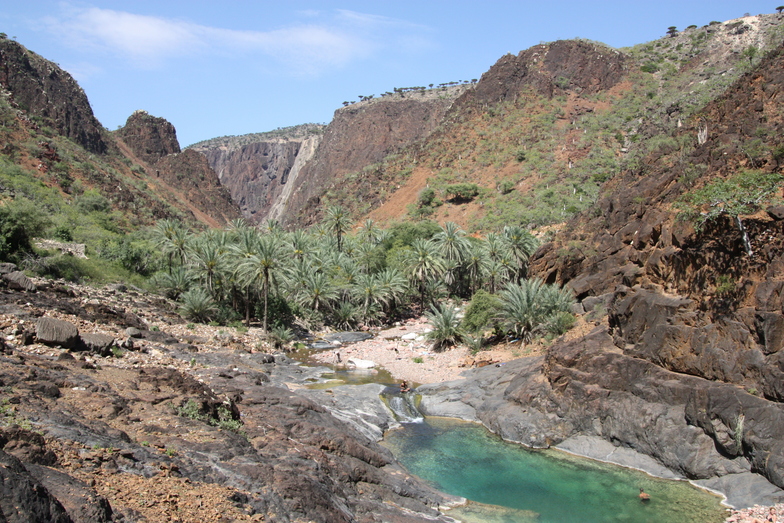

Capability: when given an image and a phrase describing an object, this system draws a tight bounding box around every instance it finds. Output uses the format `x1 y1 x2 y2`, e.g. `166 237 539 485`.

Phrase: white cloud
41 5 433 76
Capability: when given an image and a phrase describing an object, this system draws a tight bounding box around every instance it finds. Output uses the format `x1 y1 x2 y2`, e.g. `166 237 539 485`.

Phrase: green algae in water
382 417 727 523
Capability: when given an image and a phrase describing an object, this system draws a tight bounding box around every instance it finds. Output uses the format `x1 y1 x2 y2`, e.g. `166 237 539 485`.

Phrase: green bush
677 170 784 231
0 198 50 261
76 189 111 214
461 290 502 333
444 183 479 202
24 254 144 286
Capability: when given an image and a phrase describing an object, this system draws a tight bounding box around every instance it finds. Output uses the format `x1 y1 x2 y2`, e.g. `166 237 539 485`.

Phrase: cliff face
0 37 107 154
499 41 784 493
194 134 321 222
284 92 464 226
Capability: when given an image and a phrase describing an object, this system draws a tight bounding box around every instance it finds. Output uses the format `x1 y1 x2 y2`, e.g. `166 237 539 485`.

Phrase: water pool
382 417 727 523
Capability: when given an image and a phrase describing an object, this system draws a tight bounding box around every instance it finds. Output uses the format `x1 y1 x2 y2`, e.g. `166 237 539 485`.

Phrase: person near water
400 380 411 393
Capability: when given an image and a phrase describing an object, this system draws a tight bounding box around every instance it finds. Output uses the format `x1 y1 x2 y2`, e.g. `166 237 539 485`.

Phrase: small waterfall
384 393 424 423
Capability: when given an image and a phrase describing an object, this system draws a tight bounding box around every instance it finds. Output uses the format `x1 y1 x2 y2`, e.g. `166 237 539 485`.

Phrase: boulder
0 262 18 274
0 449 72 523
79 333 115 355
125 327 143 338
36 318 78 349
3 271 36 292
347 358 376 369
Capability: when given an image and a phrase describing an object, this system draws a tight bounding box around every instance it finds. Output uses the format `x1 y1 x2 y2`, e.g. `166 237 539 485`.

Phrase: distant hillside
228 13 783 232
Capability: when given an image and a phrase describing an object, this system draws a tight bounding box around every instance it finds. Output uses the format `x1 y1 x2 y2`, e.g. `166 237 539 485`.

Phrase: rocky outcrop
418 326 784 507
0 37 107 154
112 112 241 227
461 39 627 106
114 110 180 164
0 279 461 522
416 30 784 509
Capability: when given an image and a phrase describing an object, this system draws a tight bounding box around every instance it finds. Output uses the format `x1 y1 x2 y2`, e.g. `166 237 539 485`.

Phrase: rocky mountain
0 37 106 155
416 16 784 507
113 110 240 227
190 86 469 226
0 36 239 231
199 14 783 233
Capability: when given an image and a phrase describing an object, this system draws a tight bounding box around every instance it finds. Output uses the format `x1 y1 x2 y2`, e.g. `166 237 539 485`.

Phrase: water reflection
383 417 727 523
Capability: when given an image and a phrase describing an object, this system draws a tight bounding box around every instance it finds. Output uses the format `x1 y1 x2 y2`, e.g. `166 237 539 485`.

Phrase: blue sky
0 1 775 146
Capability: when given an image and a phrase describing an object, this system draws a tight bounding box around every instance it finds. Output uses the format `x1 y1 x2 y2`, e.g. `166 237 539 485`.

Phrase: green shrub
444 183 479 203
496 179 516 195
677 170 784 231
0 198 50 261
24 254 130 284
417 187 438 207
461 290 502 333
76 189 111 214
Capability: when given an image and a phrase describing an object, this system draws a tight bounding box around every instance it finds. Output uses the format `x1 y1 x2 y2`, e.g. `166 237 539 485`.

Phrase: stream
297 342 728 522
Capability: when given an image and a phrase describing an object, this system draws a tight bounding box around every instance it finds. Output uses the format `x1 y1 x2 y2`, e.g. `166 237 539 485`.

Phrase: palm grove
150 206 575 351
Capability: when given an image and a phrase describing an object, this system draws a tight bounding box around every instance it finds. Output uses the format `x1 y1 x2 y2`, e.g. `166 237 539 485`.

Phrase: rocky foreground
0 267 464 522
1 266 784 523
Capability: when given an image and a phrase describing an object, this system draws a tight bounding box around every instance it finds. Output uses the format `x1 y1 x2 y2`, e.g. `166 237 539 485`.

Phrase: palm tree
228 227 264 322
463 242 489 295
404 239 446 309
358 218 383 245
225 218 249 232
433 222 470 264
355 241 381 274
497 279 574 344
375 267 407 317
425 303 464 352
237 234 285 331
179 287 218 323
154 265 192 300
483 258 512 294
351 272 388 323
502 225 539 281
153 219 189 273
286 229 313 261
325 205 351 253
483 232 511 262
433 222 471 295
188 234 226 298
297 271 339 313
